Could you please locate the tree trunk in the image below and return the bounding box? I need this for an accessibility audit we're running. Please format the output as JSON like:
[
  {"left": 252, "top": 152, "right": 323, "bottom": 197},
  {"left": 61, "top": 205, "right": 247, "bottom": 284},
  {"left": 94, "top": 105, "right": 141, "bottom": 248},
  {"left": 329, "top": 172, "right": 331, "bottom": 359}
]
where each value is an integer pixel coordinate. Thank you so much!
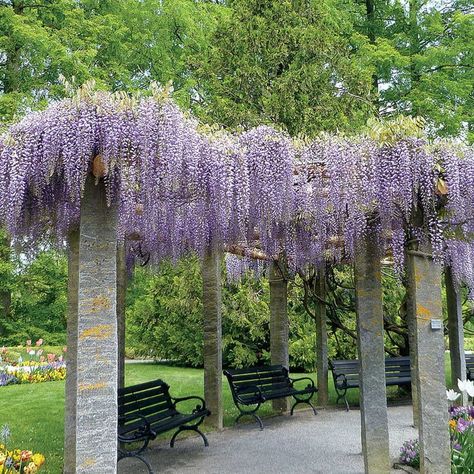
[
  {"left": 365, "top": 0, "right": 379, "bottom": 96},
  {"left": 408, "top": 0, "right": 421, "bottom": 114}
]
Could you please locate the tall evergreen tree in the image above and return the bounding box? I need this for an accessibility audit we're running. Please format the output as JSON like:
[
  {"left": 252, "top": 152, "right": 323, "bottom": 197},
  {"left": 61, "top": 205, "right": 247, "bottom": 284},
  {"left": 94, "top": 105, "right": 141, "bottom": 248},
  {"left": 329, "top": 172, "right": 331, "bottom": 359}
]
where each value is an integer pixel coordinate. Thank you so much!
[{"left": 192, "top": 0, "right": 375, "bottom": 136}]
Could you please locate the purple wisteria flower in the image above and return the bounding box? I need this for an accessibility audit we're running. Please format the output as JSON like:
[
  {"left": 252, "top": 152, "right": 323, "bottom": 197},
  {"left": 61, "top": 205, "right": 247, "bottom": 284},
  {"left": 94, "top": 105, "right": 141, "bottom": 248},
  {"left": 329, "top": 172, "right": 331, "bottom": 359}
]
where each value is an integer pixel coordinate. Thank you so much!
[{"left": 1, "top": 88, "right": 474, "bottom": 289}]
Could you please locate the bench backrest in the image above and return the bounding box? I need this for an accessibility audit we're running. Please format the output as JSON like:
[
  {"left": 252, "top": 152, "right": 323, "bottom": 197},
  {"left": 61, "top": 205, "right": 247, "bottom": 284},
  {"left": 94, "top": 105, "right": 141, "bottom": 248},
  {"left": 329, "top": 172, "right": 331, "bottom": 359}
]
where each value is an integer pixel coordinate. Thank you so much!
[
  {"left": 466, "top": 354, "right": 474, "bottom": 378},
  {"left": 330, "top": 357, "right": 411, "bottom": 380},
  {"left": 384, "top": 356, "right": 410, "bottom": 382},
  {"left": 118, "top": 379, "right": 175, "bottom": 435},
  {"left": 329, "top": 360, "right": 359, "bottom": 386},
  {"left": 224, "top": 365, "right": 290, "bottom": 396}
]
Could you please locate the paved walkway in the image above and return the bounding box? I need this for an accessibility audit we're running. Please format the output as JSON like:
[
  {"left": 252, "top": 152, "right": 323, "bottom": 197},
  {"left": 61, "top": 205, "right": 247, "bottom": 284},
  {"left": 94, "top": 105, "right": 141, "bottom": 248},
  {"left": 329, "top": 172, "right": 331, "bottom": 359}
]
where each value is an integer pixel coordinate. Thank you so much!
[{"left": 118, "top": 405, "right": 417, "bottom": 474}]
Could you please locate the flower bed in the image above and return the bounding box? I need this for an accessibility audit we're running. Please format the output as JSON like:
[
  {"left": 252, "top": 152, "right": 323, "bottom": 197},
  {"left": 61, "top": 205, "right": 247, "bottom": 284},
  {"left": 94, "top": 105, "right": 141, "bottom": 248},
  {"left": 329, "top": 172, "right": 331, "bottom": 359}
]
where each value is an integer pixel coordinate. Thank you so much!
[
  {"left": 399, "top": 380, "right": 474, "bottom": 472},
  {"left": 0, "top": 426, "right": 45, "bottom": 473},
  {"left": 0, "top": 341, "right": 66, "bottom": 387}
]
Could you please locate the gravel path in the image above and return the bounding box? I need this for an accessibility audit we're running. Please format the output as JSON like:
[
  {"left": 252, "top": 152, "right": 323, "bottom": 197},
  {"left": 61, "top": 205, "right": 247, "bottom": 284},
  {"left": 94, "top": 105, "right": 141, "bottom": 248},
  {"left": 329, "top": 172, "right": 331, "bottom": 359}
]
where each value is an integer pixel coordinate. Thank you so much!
[{"left": 118, "top": 405, "right": 417, "bottom": 474}]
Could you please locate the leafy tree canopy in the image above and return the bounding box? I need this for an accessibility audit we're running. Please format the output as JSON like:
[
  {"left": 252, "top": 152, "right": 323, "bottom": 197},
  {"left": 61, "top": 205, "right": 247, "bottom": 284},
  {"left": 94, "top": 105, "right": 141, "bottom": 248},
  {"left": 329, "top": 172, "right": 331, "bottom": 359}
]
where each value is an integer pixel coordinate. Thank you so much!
[
  {"left": 0, "top": 0, "right": 220, "bottom": 123},
  {"left": 192, "top": 0, "right": 375, "bottom": 136}
]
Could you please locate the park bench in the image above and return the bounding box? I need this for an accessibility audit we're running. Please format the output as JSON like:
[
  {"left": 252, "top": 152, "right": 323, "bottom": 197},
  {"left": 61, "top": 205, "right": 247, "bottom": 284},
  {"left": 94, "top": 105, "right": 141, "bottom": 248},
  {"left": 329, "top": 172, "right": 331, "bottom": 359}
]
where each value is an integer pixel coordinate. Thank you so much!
[
  {"left": 117, "top": 379, "right": 210, "bottom": 474},
  {"left": 224, "top": 364, "right": 318, "bottom": 430},
  {"left": 329, "top": 356, "right": 411, "bottom": 411},
  {"left": 466, "top": 354, "right": 474, "bottom": 380}
]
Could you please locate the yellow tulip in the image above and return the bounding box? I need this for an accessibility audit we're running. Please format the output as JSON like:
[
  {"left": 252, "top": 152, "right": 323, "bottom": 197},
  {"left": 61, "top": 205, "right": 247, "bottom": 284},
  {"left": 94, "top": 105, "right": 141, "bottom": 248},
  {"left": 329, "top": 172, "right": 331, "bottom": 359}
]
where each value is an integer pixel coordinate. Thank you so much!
[{"left": 32, "top": 453, "right": 45, "bottom": 467}]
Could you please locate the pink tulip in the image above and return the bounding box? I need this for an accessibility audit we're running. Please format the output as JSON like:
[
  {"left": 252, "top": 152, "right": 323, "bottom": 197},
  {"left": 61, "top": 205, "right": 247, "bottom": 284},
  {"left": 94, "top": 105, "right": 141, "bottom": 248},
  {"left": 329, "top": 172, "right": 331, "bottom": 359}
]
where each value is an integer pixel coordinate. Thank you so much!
[
  {"left": 36, "top": 339, "right": 43, "bottom": 346},
  {"left": 47, "top": 353, "right": 55, "bottom": 363},
  {"left": 62, "top": 346, "right": 67, "bottom": 353}
]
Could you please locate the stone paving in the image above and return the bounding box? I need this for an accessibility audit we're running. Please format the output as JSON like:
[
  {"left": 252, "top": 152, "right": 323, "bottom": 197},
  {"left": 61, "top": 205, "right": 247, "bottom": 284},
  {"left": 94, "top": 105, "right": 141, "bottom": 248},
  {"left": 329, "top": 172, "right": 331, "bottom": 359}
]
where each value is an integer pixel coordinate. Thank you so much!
[{"left": 118, "top": 405, "right": 417, "bottom": 474}]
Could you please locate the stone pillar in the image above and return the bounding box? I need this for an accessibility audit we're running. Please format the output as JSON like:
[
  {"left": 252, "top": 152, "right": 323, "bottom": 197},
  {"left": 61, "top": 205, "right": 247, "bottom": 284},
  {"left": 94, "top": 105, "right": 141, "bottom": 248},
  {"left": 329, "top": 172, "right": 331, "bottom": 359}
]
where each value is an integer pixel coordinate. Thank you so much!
[
  {"left": 446, "top": 266, "right": 466, "bottom": 402},
  {"left": 354, "top": 235, "right": 390, "bottom": 474},
  {"left": 64, "top": 230, "right": 79, "bottom": 473},
  {"left": 117, "top": 244, "right": 127, "bottom": 390},
  {"left": 74, "top": 179, "right": 118, "bottom": 473},
  {"left": 405, "top": 257, "right": 420, "bottom": 427},
  {"left": 202, "top": 247, "right": 223, "bottom": 430},
  {"left": 315, "top": 267, "right": 328, "bottom": 406},
  {"left": 269, "top": 260, "right": 290, "bottom": 413},
  {"left": 406, "top": 245, "right": 450, "bottom": 473}
]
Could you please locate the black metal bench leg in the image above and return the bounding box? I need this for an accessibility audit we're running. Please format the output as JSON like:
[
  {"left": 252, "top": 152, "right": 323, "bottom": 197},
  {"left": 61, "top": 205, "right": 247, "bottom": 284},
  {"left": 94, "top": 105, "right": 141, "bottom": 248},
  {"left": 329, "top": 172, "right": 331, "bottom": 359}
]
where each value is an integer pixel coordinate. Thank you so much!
[
  {"left": 335, "top": 389, "right": 349, "bottom": 412},
  {"left": 290, "top": 398, "right": 317, "bottom": 416},
  {"left": 343, "top": 395, "right": 349, "bottom": 412},
  {"left": 118, "top": 451, "right": 154, "bottom": 474},
  {"left": 236, "top": 412, "right": 264, "bottom": 430},
  {"left": 170, "top": 427, "right": 183, "bottom": 448},
  {"left": 170, "top": 425, "right": 210, "bottom": 448},
  {"left": 194, "top": 427, "right": 209, "bottom": 447}
]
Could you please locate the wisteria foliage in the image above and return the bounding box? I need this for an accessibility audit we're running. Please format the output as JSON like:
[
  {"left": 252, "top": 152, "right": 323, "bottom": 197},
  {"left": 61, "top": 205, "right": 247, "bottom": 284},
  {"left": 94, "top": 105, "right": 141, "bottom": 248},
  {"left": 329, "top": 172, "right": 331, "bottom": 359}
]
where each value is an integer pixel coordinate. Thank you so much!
[{"left": 1, "top": 90, "right": 474, "bottom": 289}]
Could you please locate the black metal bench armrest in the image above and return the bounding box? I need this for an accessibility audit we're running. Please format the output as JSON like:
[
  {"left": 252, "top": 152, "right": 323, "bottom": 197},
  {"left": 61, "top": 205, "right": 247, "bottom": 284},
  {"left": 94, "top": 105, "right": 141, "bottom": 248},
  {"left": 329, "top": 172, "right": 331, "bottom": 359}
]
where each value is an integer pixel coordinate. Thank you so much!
[
  {"left": 118, "top": 413, "right": 156, "bottom": 442},
  {"left": 173, "top": 395, "right": 207, "bottom": 413},
  {"left": 334, "top": 373, "right": 348, "bottom": 389},
  {"left": 234, "top": 384, "right": 265, "bottom": 404},
  {"left": 289, "top": 376, "right": 315, "bottom": 390}
]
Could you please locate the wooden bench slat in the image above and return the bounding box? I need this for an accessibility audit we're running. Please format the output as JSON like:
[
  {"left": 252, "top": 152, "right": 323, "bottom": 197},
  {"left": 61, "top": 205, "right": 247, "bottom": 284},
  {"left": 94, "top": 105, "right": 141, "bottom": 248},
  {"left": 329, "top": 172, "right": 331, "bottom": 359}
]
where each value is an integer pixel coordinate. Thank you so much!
[
  {"left": 119, "top": 393, "right": 171, "bottom": 414},
  {"left": 121, "top": 399, "right": 174, "bottom": 419},
  {"left": 231, "top": 371, "right": 286, "bottom": 383},
  {"left": 233, "top": 375, "right": 288, "bottom": 387},
  {"left": 224, "top": 364, "right": 285, "bottom": 376},
  {"left": 118, "top": 379, "right": 167, "bottom": 396},
  {"left": 119, "top": 386, "right": 171, "bottom": 406}
]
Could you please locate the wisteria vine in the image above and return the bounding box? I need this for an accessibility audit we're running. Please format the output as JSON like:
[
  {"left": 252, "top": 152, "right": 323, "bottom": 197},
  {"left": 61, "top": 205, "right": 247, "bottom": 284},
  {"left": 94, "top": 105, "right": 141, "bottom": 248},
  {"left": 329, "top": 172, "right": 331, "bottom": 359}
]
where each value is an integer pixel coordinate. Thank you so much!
[{"left": 1, "top": 87, "right": 474, "bottom": 290}]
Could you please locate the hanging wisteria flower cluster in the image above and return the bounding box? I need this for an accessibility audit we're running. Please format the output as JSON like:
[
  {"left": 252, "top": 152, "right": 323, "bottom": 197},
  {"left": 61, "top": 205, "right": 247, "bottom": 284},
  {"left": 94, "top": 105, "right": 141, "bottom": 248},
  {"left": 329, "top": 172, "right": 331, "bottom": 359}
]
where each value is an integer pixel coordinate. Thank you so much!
[{"left": 1, "top": 85, "right": 474, "bottom": 289}]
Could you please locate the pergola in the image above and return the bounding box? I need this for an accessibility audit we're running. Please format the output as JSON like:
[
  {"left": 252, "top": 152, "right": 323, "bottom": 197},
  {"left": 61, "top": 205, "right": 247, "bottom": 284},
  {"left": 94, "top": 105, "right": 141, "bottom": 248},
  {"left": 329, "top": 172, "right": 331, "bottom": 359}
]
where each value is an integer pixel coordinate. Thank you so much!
[{"left": 1, "top": 86, "right": 473, "bottom": 473}]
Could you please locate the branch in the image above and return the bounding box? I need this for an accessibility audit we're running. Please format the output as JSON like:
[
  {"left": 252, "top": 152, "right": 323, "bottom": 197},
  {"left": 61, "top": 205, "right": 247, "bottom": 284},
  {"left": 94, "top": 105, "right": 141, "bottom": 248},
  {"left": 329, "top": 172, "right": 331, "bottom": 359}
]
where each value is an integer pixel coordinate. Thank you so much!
[
  {"left": 224, "top": 244, "right": 275, "bottom": 261},
  {"left": 426, "top": 64, "right": 474, "bottom": 74}
]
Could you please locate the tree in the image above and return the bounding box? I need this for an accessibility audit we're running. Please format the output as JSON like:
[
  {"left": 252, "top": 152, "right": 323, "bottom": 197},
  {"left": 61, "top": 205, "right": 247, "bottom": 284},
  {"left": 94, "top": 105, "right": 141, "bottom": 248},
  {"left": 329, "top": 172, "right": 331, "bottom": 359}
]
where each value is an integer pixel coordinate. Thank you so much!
[
  {"left": 0, "top": 0, "right": 221, "bottom": 123},
  {"left": 192, "top": 0, "right": 375, "bottom": 136},
  {"left": 356, "top": 0, "right": 474, "bottom": 140}
]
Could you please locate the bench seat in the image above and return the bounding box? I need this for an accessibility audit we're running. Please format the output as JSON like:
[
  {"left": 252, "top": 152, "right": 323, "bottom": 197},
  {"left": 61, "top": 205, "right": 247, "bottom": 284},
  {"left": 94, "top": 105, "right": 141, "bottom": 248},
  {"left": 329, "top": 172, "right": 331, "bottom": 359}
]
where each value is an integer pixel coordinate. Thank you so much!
[
  {"left": 224, "top": 364, "right": 318, "bottom": 429},
  {"left": 118, "top": 379, "right": 210, "bottom": 474}
]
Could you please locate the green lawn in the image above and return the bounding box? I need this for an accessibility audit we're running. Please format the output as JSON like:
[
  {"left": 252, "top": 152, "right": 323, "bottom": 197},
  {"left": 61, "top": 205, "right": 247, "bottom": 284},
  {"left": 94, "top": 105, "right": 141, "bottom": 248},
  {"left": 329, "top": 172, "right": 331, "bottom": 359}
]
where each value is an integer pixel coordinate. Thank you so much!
[{"left": 0, "top": 357, "right": 454, "bottom": 474}]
